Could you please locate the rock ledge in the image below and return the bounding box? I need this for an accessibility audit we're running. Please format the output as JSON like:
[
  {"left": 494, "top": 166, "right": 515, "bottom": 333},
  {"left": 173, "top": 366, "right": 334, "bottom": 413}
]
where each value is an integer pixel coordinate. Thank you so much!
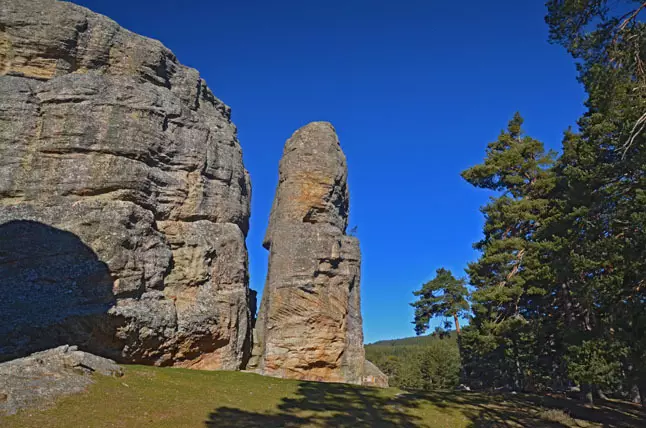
[{"left": 0, "top": 345, "right": 122, "bottom": 415}]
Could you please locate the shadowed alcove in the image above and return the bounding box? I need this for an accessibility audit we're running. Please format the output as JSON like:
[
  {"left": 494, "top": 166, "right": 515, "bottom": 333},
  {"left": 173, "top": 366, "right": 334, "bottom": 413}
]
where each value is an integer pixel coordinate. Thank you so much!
[{"left": 0, "top": 220, "right": 117, "bottom": 362}]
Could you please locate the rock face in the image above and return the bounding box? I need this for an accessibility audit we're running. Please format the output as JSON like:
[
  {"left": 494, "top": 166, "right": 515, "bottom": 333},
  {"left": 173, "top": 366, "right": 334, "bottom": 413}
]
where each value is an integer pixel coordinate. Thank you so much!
[
  {"left": 0, "top": 345, "right": 123, "bottom": 415},
  {"left": 249, "top": 122, "right": 385, "bottom": 386},
  {"left": 0, "top": 0, "right": 252, "bottom": 369}
]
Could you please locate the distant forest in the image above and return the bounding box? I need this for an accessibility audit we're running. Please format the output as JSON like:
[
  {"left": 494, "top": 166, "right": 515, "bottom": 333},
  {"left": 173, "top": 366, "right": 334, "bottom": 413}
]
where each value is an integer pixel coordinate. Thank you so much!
[
  {"left": 378, "top": 0, "right": 646, "bottom": 407},
  {"left": 365, "top": 334, "right": 460, "bottom": 390}
]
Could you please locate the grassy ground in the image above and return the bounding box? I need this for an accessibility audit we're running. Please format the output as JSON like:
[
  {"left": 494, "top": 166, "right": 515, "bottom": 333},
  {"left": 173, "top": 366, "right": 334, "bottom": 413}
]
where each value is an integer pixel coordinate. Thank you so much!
[{"left": 2, "top": 365, "right": 644, "bottom": 427}]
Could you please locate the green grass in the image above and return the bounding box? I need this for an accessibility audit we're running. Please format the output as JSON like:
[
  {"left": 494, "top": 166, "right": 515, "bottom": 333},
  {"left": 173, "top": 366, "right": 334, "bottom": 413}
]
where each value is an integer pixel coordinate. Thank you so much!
[{"left": 2, "top": 365, "right": 644, "bottom": 427}]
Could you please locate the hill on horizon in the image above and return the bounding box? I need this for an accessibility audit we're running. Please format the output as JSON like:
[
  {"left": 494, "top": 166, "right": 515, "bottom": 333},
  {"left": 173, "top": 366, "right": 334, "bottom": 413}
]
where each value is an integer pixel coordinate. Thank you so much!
[{"left": 366, "top": 332, "right": 457, "bottom": 348}]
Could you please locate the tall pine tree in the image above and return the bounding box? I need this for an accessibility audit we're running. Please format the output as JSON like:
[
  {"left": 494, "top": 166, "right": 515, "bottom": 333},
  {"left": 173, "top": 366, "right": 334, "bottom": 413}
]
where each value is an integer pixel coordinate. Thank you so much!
[
  {"left": 546, "top": 0, "right": 646, "bottom": 405},
  {"left": 461, "top": 113, "right": 556, "bottom": 391}
]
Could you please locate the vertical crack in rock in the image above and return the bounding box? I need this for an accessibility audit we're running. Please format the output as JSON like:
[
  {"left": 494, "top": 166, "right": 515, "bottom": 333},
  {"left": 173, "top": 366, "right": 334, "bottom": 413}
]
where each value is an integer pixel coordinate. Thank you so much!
[
  {"left": 248, "top": 122, "right": 387, "bottom": 386},
  {"left": 0, "top": 0, "right": 252, "bottom": 370}
]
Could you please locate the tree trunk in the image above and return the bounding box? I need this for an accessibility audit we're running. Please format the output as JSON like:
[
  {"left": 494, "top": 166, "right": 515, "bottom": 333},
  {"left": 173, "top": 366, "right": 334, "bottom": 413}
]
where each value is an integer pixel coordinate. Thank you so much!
[
  {"left": 561, "top": 282, "right": 574, "bottom": 326},
  {"left": 511, "top": 337, "right": 522, "bottom": 391},
  {"left": 453, "top": 314, "right": 461, "bottom": 335},
  {"left": 582, "top": 384, "right": 594, "bottom": 405},
  {"left": 595, "top": 385, "right": 608, "bottom": 401},
  {"left": 456, "top": 327, "right": 467, "bottom": 385},
  {"left": 630, "top": 384, "right": 641, "bottom": 404},
  {"left": 639, "top": 382, "right": 646, "bottom": 408}
]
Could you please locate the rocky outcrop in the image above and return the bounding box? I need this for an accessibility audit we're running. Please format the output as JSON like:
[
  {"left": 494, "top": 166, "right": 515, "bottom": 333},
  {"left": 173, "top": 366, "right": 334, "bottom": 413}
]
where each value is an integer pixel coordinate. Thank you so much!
[
  {"left": 363, "top": 360, "right": 390, "bottom": 388},
  {"left": 0, "top": 345, "right": 122, "bottom": 415},
  {"left": 0, "top": 0, "right": 252, "bottom": 369},
  {"left": 249, "top": 122, "right": 386, "bottom": 386}
]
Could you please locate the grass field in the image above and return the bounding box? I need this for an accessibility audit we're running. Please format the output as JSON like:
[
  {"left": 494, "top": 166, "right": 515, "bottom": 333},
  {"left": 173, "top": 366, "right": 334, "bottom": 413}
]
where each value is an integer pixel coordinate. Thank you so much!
[{"left": 2, "top": 365, "right": 644, "bottom": 427}]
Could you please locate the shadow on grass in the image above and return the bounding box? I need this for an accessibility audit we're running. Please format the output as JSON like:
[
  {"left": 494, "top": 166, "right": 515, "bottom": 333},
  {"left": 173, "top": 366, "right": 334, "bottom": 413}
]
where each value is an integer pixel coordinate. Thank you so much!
[
  {"left": 205, "top": 380, "right": 423, "bottom": 427},
  {"left": 413, "top": 390, "right": 646, "bottom": 428},
  {"left": 205, "top": 380, "right": 645, "bottom": 428}
]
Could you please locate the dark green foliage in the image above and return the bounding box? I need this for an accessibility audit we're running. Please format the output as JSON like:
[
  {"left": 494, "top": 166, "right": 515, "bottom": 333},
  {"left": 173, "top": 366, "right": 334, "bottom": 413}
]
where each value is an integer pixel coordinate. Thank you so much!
[
  {"left": 546, "top": 0, "right": 646, "bottom": 405},
  {"left": 565, "top": 340, "right": 627, "bottom": 392},
  {"left": 411, "top": 268, "right": 469, "bottom": 335},
  {"left": 459, "top": 114, "right": 557, "bottom": 391},
  {"left": 365, "top": 335, "right": 460, "bottom": 390}
]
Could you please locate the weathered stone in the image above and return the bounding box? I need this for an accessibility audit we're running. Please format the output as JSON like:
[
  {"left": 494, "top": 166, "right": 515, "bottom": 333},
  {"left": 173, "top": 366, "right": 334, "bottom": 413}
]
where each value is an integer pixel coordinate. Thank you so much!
[
  {"left": 249, "top": 122, "right": 387, "bottom": 386},
  {"left": 0, "top": 345, "right": 122, "bottom": 415},
  {"left": 363, "top": 360, "right": 389, "bottom": 388},
  {"left": 0, "top": 0, "right": 252, "bottom": 369}
]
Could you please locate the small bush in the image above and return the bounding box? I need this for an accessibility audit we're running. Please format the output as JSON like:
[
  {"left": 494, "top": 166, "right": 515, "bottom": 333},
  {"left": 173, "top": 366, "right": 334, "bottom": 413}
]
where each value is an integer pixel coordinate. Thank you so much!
[{"left": 539, "top": 408, "right": 575, "bottom": 425}]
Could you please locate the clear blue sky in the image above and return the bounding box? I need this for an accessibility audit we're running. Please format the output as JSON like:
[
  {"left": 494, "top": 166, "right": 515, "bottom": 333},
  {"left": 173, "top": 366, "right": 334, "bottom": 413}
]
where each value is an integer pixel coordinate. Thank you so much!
[{"left": 72, "top": 0, "right": 585, "bottom": 343}]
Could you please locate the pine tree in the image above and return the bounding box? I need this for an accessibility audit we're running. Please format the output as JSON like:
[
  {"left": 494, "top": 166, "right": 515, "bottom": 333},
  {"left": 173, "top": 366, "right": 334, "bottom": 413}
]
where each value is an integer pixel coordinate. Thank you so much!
[
  {"left": 415, "top": 1, "right": 645, "bottom": 402},
  {"left": 411, "top": 268, "right": 469, "bottom": 336},
  {"left": 461, "top": 113, "right": 556, "bottom": 390},
  {"left": 546, "top": 0, "right": 646, "bottom": 405}
]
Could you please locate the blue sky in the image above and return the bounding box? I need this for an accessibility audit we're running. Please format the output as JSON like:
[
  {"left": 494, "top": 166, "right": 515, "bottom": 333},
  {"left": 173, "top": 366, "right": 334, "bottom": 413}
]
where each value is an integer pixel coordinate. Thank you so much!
[{"left": 72, "top": 0, "right": 585, "bottom": 343}]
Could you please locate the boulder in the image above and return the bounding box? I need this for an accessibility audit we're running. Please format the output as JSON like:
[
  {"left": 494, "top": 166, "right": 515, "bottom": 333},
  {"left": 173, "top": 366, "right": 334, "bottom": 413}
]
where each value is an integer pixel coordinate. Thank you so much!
[
  {"left": 0, "top": 0, "right": 252, "bottom": 369},
  {"left": 363, "top": 360, "right": 389, "bottom": 388},
  {"left": 0, "top": 345, "right": 122, "bottom": 415}
]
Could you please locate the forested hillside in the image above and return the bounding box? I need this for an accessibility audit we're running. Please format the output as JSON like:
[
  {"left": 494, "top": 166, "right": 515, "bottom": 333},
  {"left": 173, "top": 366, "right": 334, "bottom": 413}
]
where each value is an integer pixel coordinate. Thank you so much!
[
  {"left": 368, "top": 333, "right": 456, "bottom": 348},
  {"left": 365, "top": 334, "right": 460, "bottom": 390}
]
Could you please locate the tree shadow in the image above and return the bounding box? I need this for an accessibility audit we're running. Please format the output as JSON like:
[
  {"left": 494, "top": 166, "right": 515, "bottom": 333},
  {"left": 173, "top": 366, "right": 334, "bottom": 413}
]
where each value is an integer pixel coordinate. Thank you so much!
[
  {"left": 0, "top": 220, "right": 117, "bottom": 362},
  {"left": 204, "top": 382, "right": 645, "bottom": 428},
  {"left": 205, "top": 380, "right": 424, "bottom": 427},
  {"left": 410, "top": 391, "right": 646, "bottom": 428}
]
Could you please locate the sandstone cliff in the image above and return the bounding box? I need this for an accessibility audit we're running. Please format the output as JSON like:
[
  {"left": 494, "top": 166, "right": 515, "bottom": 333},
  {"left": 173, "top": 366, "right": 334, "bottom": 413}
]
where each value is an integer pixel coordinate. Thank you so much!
[
  {"left": 0, "top": 0, "right": 252, "bottom": 369},
  {"left": 249, "top": 122, "right": 386, "bottom": 387}
]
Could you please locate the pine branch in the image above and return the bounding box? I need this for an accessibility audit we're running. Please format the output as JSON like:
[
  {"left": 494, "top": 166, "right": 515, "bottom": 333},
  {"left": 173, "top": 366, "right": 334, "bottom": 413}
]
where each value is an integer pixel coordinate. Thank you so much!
[
  {"left": 615, "top": 2, "right": 646, "bottom": 41},
  {"left": 621, "top": 111, "right": 646, "bottom": 158}
]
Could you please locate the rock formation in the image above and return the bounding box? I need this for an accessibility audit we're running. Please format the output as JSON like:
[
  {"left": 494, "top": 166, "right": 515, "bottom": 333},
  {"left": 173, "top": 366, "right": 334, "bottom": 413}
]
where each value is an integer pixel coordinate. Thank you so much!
[
  {"left": 0, "top": 0, "right": 252, "bottom": 369},
  {"left": 363, "top": 360, "right": 389, "bottom": 388},
  {"left": 0, "top": 345, "right": 123, "bottom": 415},
  {"left": 249, "top": 122, "right": 387, "bottom": 387}
]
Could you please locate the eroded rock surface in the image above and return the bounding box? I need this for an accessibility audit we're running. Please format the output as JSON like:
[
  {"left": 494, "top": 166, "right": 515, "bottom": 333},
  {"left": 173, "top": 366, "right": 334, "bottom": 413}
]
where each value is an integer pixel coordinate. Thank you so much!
[
  {"left": 363, "top": 360, "right": 390, "bottom": 388},
  {"left": 0, "top": 345, "right": 122, "bottom": 415},
  {"left": 249, "top": 122, "right": 386, "bottom": 386},
  {"left": 0, "top": 0, "right": 252, "bottom": 369}
]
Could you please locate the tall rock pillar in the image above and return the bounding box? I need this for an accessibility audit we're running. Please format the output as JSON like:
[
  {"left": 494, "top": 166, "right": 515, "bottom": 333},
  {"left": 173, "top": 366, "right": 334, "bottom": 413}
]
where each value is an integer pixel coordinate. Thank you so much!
[{"left": 249, "top": 122, "right": 372, "bottom": 384}]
